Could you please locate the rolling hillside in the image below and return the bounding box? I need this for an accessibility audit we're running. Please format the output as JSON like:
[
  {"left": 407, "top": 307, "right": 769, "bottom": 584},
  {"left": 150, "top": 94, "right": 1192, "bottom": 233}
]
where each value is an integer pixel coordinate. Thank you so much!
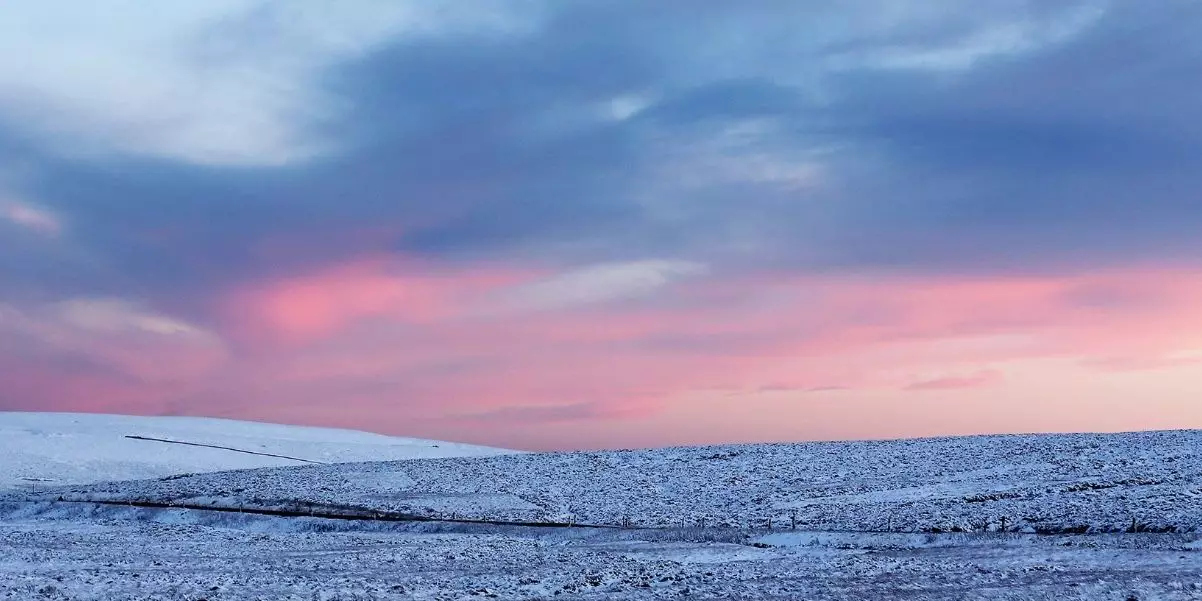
[
  {"left": 29, "top": 429, "right": 1202, "bottom": 534},
  {"left": 0, "top": 412, "right": 513, "bottom": 491}
]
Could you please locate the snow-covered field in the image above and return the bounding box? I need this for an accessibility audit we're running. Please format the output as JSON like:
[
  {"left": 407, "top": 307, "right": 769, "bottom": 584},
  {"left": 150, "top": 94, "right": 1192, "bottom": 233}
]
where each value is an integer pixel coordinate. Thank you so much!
[
  {"left": 0, "top": 507, "right": 1199, "bottom": 600},
  {"left": 38, "top": 429, "right": 1202, "bottom": 534},
  {"left": 2, "top": 427, "right": 1201, "bottom": 599},
  {"left": 0, "top": 412, "right": 512, "bottom": 491}
]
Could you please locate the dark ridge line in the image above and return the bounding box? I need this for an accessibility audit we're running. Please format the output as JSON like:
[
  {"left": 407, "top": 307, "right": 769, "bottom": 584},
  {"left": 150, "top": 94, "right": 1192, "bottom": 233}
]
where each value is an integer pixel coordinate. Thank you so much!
[
  {"left": 124, "top": 435, "right": 326, "bottom": 465},
  {"left": 10, "top": 498, "right": 1188, "bottom": 537},
  {"left": 26, "top": 498, "right": 629, "bottom": 530}
]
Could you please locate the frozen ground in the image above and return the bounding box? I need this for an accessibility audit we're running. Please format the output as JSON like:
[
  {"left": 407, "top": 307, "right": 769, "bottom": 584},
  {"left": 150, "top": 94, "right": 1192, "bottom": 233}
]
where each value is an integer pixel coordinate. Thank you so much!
[
  {"left": 2, "top": 429, "right": 1200, "bottom": 599},
  {"left": 41, "top": 429, "right": 1202, "bottom": 534},
  {"left": 0, "top": 506, "right": 1199, "bottom": 600},
  {"left": 0, "top": 412, "right": 513, "bottom": 492}
]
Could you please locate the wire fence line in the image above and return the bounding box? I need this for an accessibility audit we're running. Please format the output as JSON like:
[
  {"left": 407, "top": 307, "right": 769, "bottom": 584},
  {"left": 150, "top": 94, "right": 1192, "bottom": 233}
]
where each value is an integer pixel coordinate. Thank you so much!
[{"left": 123, "top": 435, "right": 326, "bottom": 464}]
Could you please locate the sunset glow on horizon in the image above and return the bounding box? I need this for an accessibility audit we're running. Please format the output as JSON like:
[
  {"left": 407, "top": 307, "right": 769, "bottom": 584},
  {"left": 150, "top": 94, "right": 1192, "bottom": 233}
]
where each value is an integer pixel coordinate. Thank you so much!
[{"left": 3, "top": 1, "right": 1202, "bottom": 450}]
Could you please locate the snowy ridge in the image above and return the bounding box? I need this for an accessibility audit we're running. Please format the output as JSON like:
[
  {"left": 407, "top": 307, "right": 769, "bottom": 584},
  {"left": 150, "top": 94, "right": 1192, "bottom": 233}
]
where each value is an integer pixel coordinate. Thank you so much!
[
  {"left": 0, "top": 412, "right": 514, "bottom": 491},
  {"left": 27, "top": 429, "right": 1202, "bottom": 534}
]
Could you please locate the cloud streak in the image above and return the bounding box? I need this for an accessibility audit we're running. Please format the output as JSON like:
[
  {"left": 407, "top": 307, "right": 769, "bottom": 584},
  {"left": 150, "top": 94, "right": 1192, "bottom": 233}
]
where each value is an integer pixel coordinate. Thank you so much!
[
  {"left": 905, "top": 370, "right": 1003, "bottom": 391},
  {"left": 1, "top": 199, "right": 60, "bottom": 236},
  {"left": 496, "top": 260, "right": 708, "bottom": 312}
]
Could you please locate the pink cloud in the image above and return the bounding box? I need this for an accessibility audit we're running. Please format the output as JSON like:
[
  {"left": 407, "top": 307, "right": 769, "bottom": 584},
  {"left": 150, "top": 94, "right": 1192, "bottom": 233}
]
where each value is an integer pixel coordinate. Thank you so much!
[
  {"left": 0, "top": 352, "right": 200, "bottom": 414},
  {"left": 10, "top": 260, "right": 1202, "bottom": 449},
  {"left": 0, "top": 299, "right": 225, "bottom": 383},
  {"left": 214, "top": 265, "right": 1202, "bottom": 428},
  {"left": 905, "top": 369, "right": 1003, "bottom": 391},
  {"left": 222, "top": 257, "right": 533, "bottom": 345}
]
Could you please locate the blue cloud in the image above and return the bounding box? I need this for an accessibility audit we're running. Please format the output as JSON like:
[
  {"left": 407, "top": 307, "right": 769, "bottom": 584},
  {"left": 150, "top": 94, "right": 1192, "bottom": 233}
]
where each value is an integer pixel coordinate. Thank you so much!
[{"left": 3, "top": 0, "right": 1202, "bottom": 314}]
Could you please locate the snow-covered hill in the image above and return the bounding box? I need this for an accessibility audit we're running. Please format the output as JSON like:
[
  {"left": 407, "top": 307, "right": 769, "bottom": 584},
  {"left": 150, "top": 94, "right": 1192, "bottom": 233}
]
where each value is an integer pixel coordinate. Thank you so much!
[
  {"left": 38, "top": 429, "right": 1202, "bottom": 534},
  {"left": 0, "top": 412, "right": 513, "bottom": 491},
  {"left": 5, "top": 428, "right": 1202, "bottom": 600}
]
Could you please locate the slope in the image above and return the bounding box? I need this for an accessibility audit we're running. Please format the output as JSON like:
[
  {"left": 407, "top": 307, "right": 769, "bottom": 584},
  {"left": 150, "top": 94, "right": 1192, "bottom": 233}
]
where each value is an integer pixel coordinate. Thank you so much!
[
  {"left": 0, "top": 411, "right": 513, "bottom": 491},
  {"left": 35, "top": 429, "right": 1202, "bottom": 534}
]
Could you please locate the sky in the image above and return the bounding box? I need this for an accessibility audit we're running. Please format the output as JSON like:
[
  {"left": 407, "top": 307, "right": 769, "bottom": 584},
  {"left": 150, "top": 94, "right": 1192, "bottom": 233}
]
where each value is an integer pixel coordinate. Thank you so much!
[{"left": 2, "top": 1, "right": 1202, "bottom": 451}]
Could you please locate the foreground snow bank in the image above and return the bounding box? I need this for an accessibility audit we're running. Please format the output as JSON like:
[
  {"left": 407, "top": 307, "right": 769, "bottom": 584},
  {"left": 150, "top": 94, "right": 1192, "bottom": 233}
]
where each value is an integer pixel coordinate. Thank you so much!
[
  {"left": 0, "top": 412, "right": 513, "bottom": 491},
  {"left": 1, "top": 513, "right": 1199, "bottom": 600}
]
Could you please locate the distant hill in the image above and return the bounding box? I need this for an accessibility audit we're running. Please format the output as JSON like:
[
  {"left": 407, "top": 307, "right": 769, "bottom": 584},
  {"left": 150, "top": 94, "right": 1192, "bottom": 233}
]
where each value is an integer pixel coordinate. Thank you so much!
[{"left": 0, "top": 412, "right": 513, "bottom": 491}]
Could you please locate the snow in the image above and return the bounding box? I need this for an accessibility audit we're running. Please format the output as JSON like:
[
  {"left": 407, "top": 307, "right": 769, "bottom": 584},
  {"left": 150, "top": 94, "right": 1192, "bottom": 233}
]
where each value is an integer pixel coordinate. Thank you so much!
[
  {"left": 0, "top": 509, "right": 1198, "bottom": 600},
  {"left": 42, "top": 429, "right": 1202, "bottom": 534},
  {"left": 2, "top": 427, "right": 1201, "bottom": 599},
  {"left": 0, "top": 412, "right": 514, "bottom": 491}
]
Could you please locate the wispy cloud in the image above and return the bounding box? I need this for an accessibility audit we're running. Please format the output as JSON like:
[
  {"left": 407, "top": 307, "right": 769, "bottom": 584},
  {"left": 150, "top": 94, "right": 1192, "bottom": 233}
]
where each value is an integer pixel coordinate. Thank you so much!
[
  {"left": 829, "top": 3, "right": 1106, "bottom": 72},
  {"left": 905, "top": 370, "right": 1003, "bottom": 391},
  {"left": 0, "top": 298, "right": 225, "bottom": 384},
  {"left": 496, "top": 260, "right": 708, "bottom": 312},
  {"left": 1, "top": 199, "right": 60, "bottom": 236}
]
